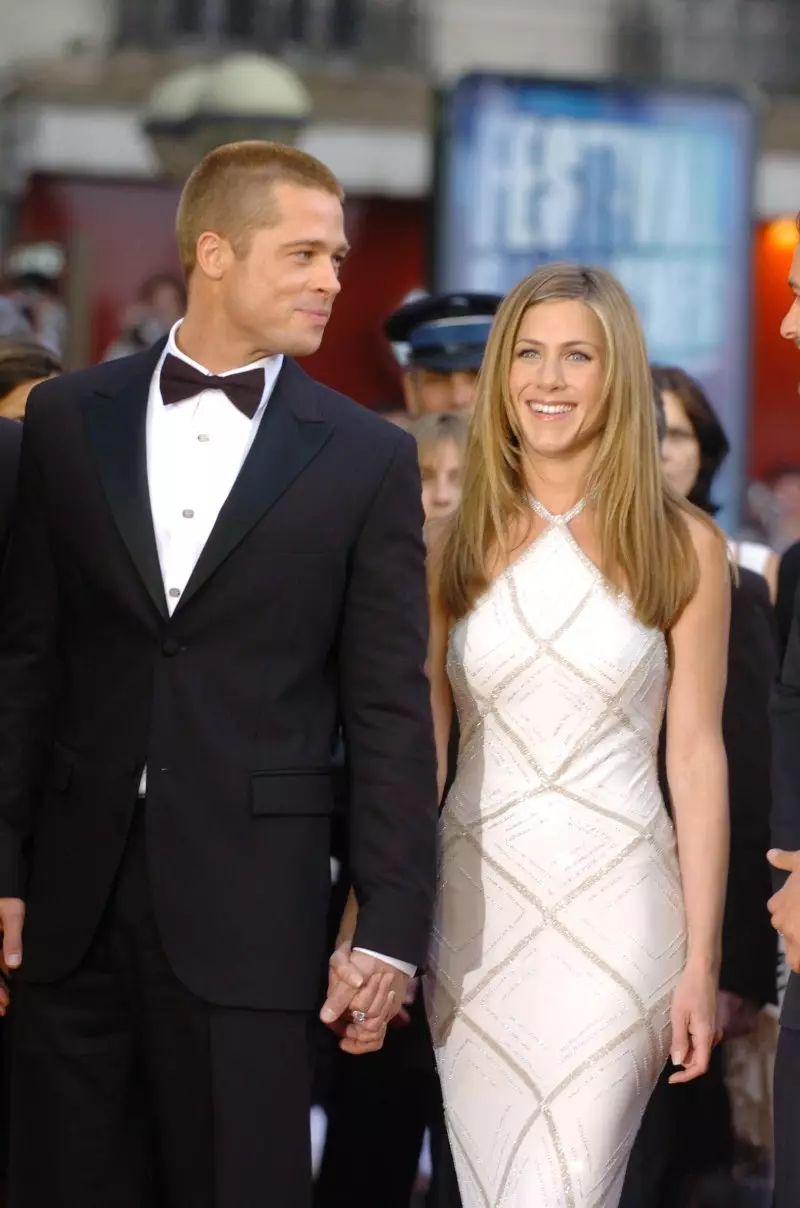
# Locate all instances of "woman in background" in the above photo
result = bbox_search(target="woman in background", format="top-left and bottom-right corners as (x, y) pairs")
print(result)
(0, 341), (61, 421)
(656, 365), (779, 600)
(411, 413), (469, 522)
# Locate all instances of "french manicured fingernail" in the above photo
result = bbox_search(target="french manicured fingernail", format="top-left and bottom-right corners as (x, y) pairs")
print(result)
(321, 1007), (336, 1023)
(6, 955), (20, 969)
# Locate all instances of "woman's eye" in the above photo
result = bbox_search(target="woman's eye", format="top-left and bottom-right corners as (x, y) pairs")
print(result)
(567, 351), (590, 362)
(294, 250), (312, 262)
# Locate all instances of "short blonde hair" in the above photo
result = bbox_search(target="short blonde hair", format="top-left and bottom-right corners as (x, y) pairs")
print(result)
(176, 140), (344, 276)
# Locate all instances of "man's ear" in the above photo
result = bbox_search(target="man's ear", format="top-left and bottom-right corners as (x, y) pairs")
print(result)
(194, 232), (234, 282)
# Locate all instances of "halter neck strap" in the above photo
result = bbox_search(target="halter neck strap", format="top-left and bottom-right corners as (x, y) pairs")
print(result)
(529, 496), (588, 525)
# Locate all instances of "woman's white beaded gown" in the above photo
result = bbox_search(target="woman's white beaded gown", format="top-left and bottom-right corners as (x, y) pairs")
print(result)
(425, 500), (687, 1208)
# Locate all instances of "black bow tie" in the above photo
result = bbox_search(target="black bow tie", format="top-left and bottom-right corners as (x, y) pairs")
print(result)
(160, 353), (265, 419)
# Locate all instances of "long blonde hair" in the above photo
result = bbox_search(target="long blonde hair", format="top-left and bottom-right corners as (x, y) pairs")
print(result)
(439, 263), (716, 631)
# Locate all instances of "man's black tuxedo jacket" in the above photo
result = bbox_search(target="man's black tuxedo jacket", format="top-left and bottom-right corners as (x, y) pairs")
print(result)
(0, 344), (438, 1010)
(771, 553), (800, 1029)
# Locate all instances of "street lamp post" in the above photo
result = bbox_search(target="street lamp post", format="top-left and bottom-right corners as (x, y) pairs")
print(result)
(142, 53), (313, 181)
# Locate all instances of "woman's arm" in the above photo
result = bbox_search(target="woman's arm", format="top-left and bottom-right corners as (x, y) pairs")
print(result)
(665, 514), (731, 1082)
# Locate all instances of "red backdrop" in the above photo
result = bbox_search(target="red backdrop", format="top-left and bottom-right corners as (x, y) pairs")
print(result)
(16, 173), (427, 409)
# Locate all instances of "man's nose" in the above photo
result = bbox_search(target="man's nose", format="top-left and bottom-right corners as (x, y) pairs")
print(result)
(316, 259), (342, 295)
(781, 304), (797, 342)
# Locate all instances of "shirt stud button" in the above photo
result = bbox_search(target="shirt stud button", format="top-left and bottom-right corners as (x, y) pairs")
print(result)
(168, 588), (181, 599)
(182, 509), (195, 519)
(197, 433), (211, 442)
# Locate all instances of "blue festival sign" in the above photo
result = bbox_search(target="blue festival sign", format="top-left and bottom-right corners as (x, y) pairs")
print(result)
(434, 74), (756, 529)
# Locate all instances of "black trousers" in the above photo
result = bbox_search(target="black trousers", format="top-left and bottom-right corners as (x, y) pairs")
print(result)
(314, 996), (454, 1208)
(7, 805), (314, 1208)
(774, 1025), (800, 1208)
(619, 1048), (734, 1208)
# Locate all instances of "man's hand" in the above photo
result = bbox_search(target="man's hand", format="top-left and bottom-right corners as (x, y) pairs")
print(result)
(0, 897), (25, 1016)
(320, 943), (410, 1055)
(768, 849), (800, 971)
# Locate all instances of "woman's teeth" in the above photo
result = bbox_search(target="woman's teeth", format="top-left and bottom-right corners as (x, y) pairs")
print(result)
(529, 403), (574, 415)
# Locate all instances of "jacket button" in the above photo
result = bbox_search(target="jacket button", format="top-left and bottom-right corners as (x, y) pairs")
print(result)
(162, 637), (182, 656)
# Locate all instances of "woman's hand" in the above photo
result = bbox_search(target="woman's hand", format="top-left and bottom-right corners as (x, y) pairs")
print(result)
(668, 963), (721, 1084)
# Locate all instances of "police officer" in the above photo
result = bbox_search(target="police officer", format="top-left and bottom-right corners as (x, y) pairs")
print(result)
(385, 291), (503, 416)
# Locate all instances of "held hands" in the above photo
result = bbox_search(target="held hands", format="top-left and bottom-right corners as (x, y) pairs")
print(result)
(0, 897), (24, 1016)
(668, 962), (720, 1085)
(319, 941), (410, 1055)
(768, 849), (800, 973)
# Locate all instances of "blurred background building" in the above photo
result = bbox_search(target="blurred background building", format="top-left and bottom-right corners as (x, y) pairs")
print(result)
(1, 0), (800, 502)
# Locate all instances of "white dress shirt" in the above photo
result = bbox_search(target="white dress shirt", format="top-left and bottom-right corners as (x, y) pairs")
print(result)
(141, 323), (413, 977)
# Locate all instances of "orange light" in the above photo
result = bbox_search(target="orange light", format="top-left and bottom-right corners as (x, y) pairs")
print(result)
(767, 217), (799, 250)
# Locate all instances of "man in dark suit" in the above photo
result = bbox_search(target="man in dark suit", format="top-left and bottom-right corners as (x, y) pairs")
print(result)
(0, 141), (438, 1208)
(768, 214), (800, 1208)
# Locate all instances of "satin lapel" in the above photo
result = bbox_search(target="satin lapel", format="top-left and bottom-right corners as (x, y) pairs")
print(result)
(80, 345), (169, 620)
(178, 360), (333, 610)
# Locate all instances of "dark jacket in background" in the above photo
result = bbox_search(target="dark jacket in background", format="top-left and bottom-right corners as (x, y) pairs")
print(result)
(772, 549), (800, 1031)
(0, 418), (22, 563)
(776, 539), (800, 661)
(622, 568), (778, 1208)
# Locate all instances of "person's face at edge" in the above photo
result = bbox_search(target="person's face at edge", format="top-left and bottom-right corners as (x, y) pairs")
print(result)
(404, 368), (478, 416)
(660, 391), (701, 499)
(780, 238), (800, 375)
(419, 438), (464, 519)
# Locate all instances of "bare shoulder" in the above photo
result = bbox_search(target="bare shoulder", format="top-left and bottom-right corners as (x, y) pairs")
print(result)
(683, 510), (729, 584)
